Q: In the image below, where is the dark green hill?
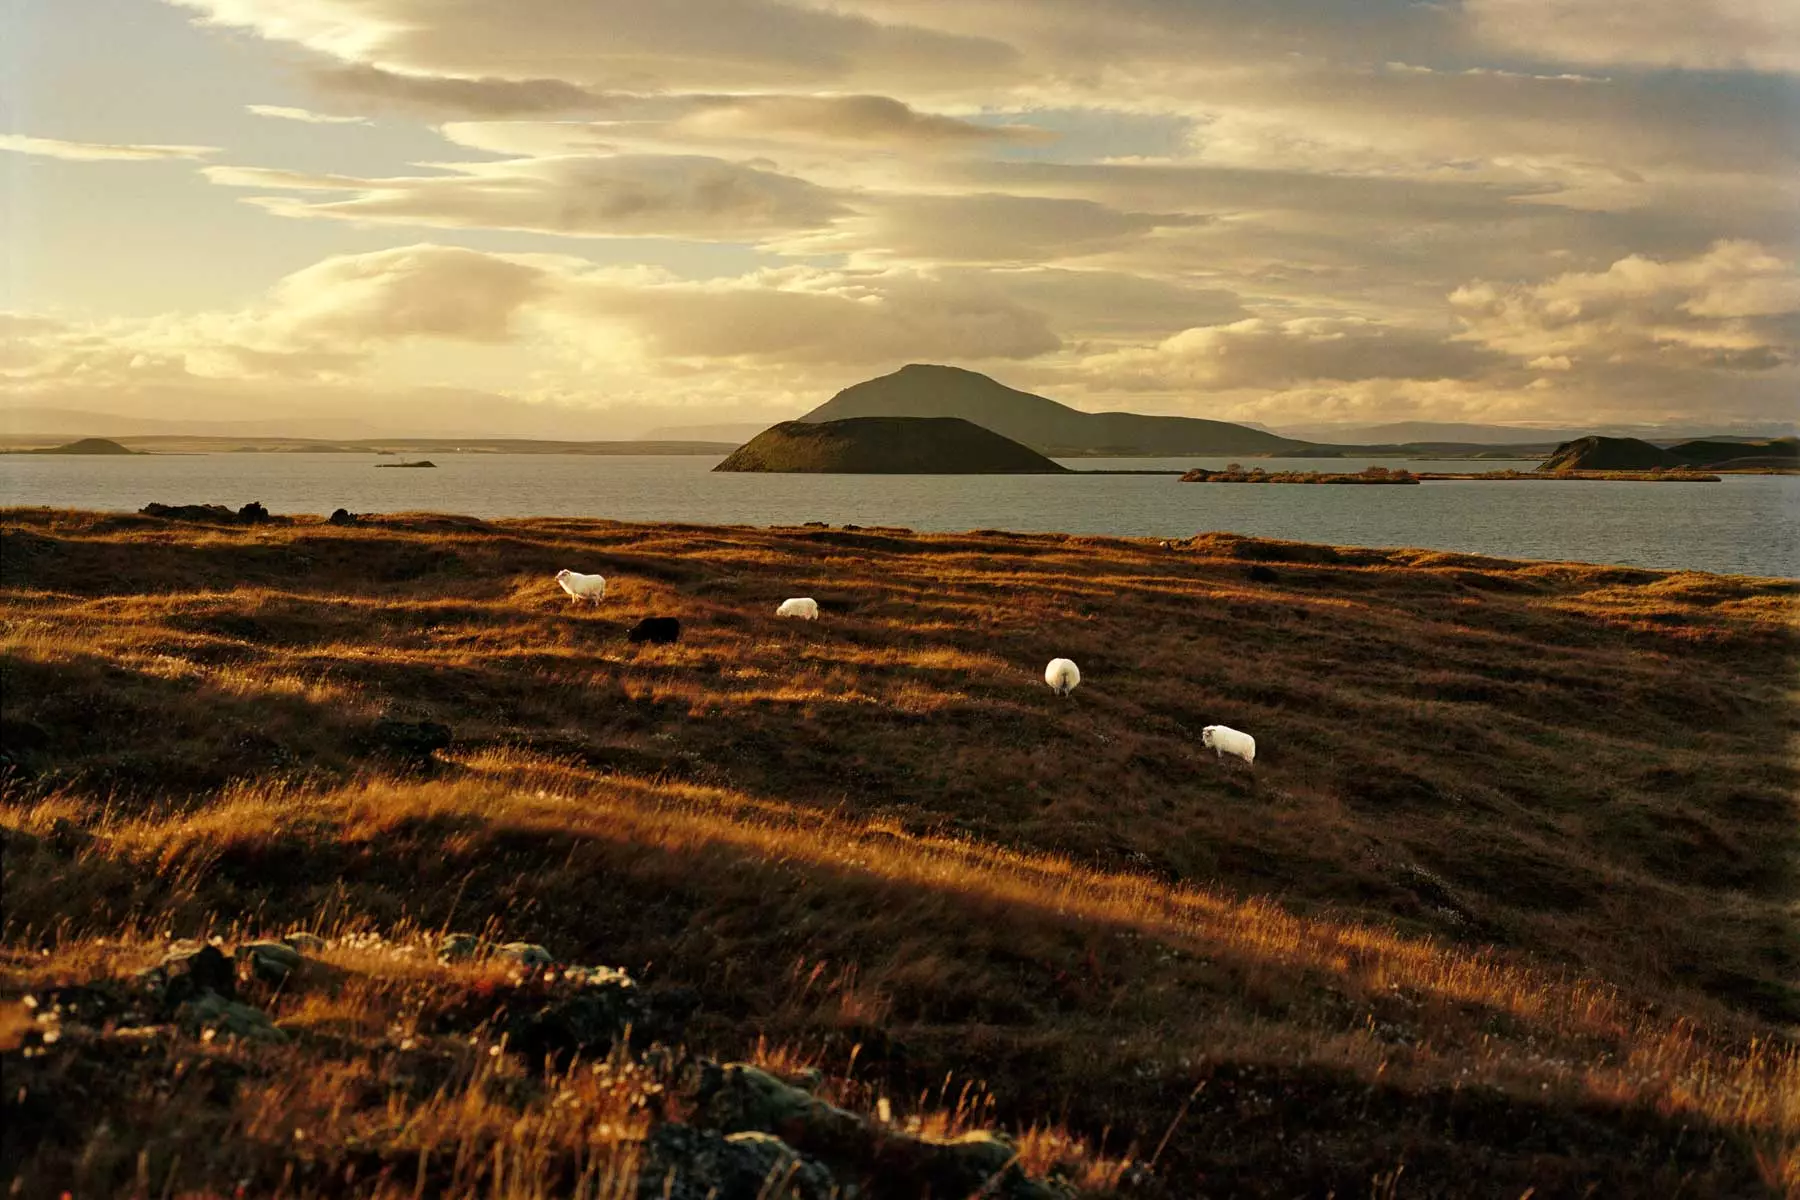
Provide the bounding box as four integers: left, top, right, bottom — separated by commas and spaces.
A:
714, 416, 1068, 474
28, 437, 139, 455
801, 364, 1304, 456
1540, 436, 1683, 471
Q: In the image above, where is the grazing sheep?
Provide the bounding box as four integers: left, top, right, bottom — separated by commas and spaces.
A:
555, 568, 607, 604
1044, 658, 1081, 696
776, 597, 820, 620
627, 616, 681, 645
1202, 724, 1256, 764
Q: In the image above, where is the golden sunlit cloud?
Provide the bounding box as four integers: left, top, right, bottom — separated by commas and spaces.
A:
245, 104, 371, 124
0, 133, 218, 161
4, 0, 1796, 434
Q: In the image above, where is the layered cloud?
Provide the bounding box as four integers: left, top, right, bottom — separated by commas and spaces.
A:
205, 154, 850, 239
0, 134, 217, 161
9, 0, 1795, 431
245, 104, 369, 124
1452, 241, 1800, 371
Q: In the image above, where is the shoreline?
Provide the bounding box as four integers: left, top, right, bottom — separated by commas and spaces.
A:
3, 504, 1793, 581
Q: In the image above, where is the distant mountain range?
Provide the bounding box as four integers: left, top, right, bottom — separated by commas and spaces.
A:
801, 364, 1304, 456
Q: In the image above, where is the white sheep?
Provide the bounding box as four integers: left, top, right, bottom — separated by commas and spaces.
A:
1202, 724, 1256, 765
776, 597, 820, 620
554, 569, 607, 604
1044, 658, 1081, 696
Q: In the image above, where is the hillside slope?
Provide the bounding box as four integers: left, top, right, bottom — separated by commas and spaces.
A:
802, 365, 1304, 456
1544, 435, 1800, 471
2, 510, 1796, 1197
715, 416, 1068, 473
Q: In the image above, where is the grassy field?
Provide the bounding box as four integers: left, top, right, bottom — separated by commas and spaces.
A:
2, 507, 1796, 1198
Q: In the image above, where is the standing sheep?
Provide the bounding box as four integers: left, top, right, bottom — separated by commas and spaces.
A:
1044, 658, 1081, 696
776, 597, 820, 620
1201, 725, 1256, 764
554, 569, 607, 604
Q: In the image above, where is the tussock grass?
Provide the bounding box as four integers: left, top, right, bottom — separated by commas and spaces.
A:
2, 508, 1796, 1197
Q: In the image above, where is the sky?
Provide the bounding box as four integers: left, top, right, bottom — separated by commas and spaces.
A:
2, 0, 1797, 438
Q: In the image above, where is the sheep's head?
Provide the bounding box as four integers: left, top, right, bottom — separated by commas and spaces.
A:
555, 569, 572, 580
1201, 726, 1217, 747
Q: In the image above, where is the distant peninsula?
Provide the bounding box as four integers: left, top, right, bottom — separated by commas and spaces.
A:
714, 416, 1069, 474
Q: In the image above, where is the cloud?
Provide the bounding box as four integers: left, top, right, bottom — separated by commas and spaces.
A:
204, 153, 850, 240
174, 0, 1017, 93
1076, 317, 1502, 391
1464, 0, 1800, 72
306, 64, 611, 116
1451, 240, 1800, 370
675, 94, 1046, 147
546, 266, 1060, 365
785, 192, 1201, 264
2, 245, 1058, 392
0, 134, 217, 161
245, 104, 370, 124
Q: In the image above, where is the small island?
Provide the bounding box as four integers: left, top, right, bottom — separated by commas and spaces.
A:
18, 437, 140, 456
375, 459, 438, 469
714, 416, 1069, 474
1181, 465, 1419, 484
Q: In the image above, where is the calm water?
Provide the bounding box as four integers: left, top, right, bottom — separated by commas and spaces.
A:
1, 452, 1795, 577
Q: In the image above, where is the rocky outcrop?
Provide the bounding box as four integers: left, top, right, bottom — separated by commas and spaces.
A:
139, 501, 274, 524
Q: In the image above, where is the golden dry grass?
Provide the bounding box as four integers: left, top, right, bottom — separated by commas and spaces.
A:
2, 507, 1796, 1197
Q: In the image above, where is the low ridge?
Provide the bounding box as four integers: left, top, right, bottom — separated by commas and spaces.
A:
713, 415, 1069, 473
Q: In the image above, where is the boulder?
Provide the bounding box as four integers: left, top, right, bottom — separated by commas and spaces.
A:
177, 992, 287, 1043
692, 1063, 864, 1158
235, 940, 304, 984
145, 942, 236, 1004
437, 933, 481, 963
328, 508, 358, 526
635, 1124, 834, 1200
504, 971, 651, 1068
494, 942, 555, 968
282, 931, 328, 953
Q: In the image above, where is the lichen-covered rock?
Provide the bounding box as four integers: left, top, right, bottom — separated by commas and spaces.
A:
438, 933, 481, 962
505, 972, 649, 1068
635, 1123, 834, 1200
692, 1063, 864, 1158
494, 942, 554, 968
144, 942, 236, 1005
282, 931, 327, 953
235, 940, 304, 984
177, 993, 287, 1043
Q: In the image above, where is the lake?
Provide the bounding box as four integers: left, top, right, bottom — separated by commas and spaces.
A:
1, 452, 1795, 577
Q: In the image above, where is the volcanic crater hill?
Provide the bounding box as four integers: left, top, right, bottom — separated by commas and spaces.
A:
799, 364, 1306, 457
714, 415, 1069, 473
1, 509, 1798, 1197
